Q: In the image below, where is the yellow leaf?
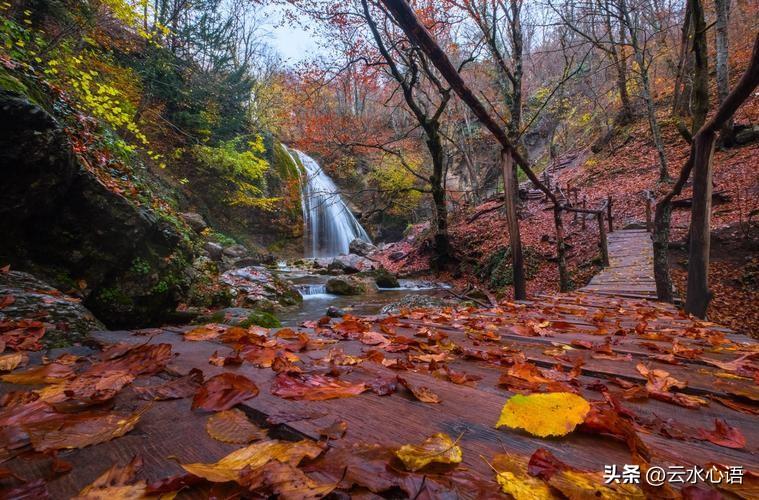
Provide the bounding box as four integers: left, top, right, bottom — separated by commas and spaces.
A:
495, 392, 590, 437
395, 432, 462, 472
0, 352, 27, 372
549, 470, 645, 499
181, 439, 323, 483
491, 453, 555, 500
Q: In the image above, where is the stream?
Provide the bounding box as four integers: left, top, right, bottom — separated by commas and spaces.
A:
273, 265, 449, 326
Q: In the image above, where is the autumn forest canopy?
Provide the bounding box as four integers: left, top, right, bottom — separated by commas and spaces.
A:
0, 0, 758, 497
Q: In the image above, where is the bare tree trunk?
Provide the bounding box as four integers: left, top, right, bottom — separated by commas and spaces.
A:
652, 33, 759, 312
715, 0, 733, 145
501, 150, 526, 299
427, 127, 451, 268
619, 0, 669, 181
653, 0, 709, 302
554, 207, 569, 291
685, 129, 716, 316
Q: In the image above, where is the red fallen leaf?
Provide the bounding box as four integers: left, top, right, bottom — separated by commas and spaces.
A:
192, 373, 259, 411
527, 448, 575, 480
711, 396, 759, 416
443, 367, 481, 386
276, 330, 310, 352
0, 320, 46, 351
397, 376, 441, 403
697, 419, 746, 449
0, 295, 15, 309
570, 339, 593, 349
367, 376, 397, 396
359, 331, 390, 346
580, 402, 650, 462
135, 369, 203, 401
1, 362, 75, 385
209, 350, 243, 367
87, 343, 172, 376
271, 373, 367, 401
271, 352, 302, 374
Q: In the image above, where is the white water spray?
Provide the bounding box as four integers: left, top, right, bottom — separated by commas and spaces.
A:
289, 149, 372, 257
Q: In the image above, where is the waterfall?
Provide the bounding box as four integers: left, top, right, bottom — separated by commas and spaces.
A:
289, 149, 372, 257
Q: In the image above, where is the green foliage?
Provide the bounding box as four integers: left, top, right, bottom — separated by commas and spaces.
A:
239, 310, 281, 328
478, 246, 541, 290
369, 156, 423, 217
129, 257, 151, 275
192, 136, 279, 210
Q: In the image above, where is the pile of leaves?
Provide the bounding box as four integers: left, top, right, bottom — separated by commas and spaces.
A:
0, 291, 757, 497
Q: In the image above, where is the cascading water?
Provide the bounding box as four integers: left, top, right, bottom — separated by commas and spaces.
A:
290, 149, 372, 257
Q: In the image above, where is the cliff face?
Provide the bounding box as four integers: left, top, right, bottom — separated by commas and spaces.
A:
0, 89, 195, 328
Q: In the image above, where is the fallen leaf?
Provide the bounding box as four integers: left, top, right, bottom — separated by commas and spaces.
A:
697, 419, 746, 449
271, 373, 366, 401
209, 350, 243, 367
496, 392, 590, 437
318, 420, 347, 440
206, 408, 266, 444
74, 456, 146, 499
395, 432, 462, 472
87, 343, 172, 377
490, 453, 554, 500
1, 362, 75, 385
134, 369, 203, 401
239, 460, 336, 499
0, 352, 27, 372
184, 323, 228, 341
192, 372, 259, 411
397, 376, 441, 403
180, 439, 323, 483
28, 407, 147, 451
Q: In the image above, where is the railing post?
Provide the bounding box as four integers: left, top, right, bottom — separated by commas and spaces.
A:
645, 196, 653, 232
607, 195, 613, 232
581, 196, 587, 230
597, 211, 610, 267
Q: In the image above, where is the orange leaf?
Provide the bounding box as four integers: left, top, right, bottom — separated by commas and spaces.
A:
192, 372, 259, 411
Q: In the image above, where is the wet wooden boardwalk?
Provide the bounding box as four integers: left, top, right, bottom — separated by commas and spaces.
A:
2, 292, 757, 497
581, 229, 665, 300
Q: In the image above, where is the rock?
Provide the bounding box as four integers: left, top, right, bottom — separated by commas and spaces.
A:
379, 294, 457, 315
326, 277, 366, 295
0, 91, 194, 328
466, 288, 490, 303
735, 124, 759, 145
389, 251, 406, 262
221, 266, 302, 309
329, 254, 375, 274
180, 212, 208, 233
375, 268, 400, 288
0, 270, 105, 346
326, 306, 345, 318
349, 238, 377, 257
222, 244, 249, 258
204, 242, 223, 261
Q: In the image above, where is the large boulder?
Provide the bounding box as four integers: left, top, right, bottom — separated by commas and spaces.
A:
326, 277, 367, 296
0, 270, 105, 346
221, 266, 302, 310
203, 241, 224, 261
329, 254, 376, 274
375, 268, 400, 288
180, 212, 208, 233
349, 238, 377, 257
0, 91, 194, 328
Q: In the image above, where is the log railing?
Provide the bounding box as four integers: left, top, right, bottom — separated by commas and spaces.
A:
563, 200, 611, 267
